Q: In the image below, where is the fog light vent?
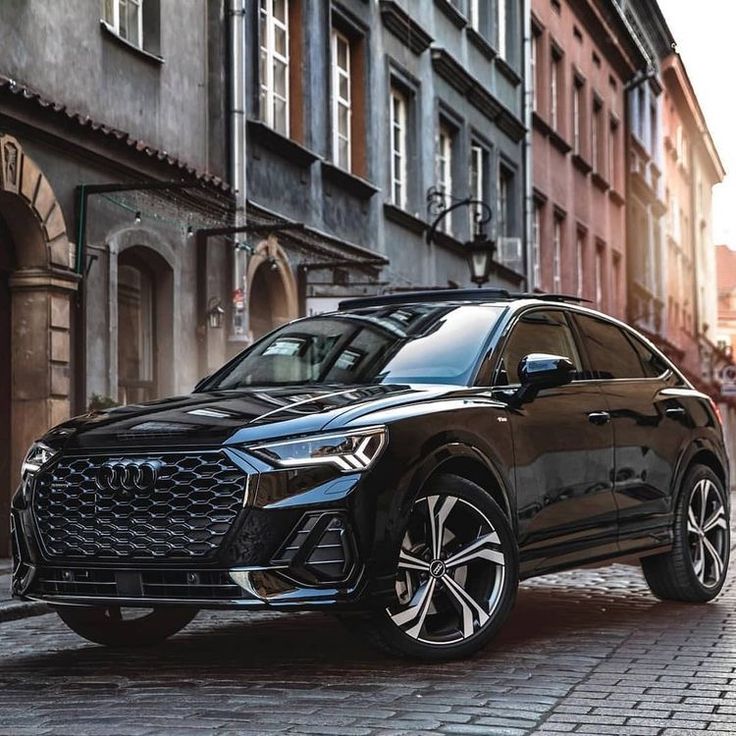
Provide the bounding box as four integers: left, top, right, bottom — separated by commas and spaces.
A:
272, 512, 355, 584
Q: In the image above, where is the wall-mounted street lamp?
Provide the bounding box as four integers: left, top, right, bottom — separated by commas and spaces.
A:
425, 187, 496, 287
206, 297, 225, 329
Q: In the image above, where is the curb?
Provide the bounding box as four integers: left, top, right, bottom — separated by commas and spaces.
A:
0, 601, 51, 623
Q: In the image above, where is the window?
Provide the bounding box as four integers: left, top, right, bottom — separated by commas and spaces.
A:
574, 315, 646, 379
550, 50, 560, 129
629, 334, 670, 377
650, 102, 657, 153
595, 244, 604, 310
592, 97, 603, 173
576, 230, 585, 299
470, 144, 487, 235
436, 122, 454, 233
553, 214, 563, 292
498, 310, 581, 385
497, 0, 507, 59
209, 305, 506, 388
390, 87, 408, 209
612, 251, 621, 314
260, 0, 290, 136
469, 0, 480, 31
532, 202, 542, 290
609, 117, 619, 190
331, 29, 352, 170
102, 0, 143, 48
497, 165, 513, 239
572, 78, 583, 155
531, 28, 541, 113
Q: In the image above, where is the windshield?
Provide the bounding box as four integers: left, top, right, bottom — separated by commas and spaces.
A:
207, 304, 505, 389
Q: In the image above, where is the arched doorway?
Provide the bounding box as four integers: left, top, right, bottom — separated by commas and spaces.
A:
0, 134, 76, 554
247, 239, 298, 340
117, 246, 174, 403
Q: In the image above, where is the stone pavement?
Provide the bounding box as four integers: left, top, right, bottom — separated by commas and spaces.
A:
1, 557, 735, 736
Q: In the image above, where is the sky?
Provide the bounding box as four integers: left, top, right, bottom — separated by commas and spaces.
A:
658, 0, 736, 246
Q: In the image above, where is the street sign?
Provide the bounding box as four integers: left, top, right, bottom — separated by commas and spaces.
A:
720, 364, 736, 396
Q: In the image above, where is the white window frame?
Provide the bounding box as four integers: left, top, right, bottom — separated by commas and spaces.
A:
576, 232, 585, 299
553, 217, 562, 292
530, 31, 539, 112
437, 123, 453, 233
331, 28, 352, 171
102, 0, 143, 48
550, 54, 559, 130
469, 0, 480, 32
470, 144, 485, 235
572, 83, 581, 155
390, 87, 408, 209
497, 0, 507, 59
532, 203, 542, 290
595, 247, 604, 309
259, 0, 290, 136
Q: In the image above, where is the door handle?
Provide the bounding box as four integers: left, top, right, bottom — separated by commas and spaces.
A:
587, 411, 611, 425
665, 406, 686, 419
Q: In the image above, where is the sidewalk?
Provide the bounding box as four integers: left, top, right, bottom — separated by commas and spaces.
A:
0, 560, 49, 622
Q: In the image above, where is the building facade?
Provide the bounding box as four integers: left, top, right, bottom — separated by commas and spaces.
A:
0, 0, 234, 552
530, 0, 647, 319
659, 53, 724, 382
242, 0, 527, 337
620, 0, 672, 341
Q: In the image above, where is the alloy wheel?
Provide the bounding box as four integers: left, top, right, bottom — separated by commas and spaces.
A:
386, 494, 507, 646
687, 479, 729, 588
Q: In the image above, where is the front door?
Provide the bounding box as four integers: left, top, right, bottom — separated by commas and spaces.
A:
492, 309, 617, 575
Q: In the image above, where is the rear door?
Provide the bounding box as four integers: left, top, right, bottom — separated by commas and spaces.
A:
571, 313, 690, 551
491, 308, 617, 574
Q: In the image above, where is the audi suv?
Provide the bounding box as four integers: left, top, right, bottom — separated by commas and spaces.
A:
10, 290, 731, 659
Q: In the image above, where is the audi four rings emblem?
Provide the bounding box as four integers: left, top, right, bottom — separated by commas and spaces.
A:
95, 459, 161, 493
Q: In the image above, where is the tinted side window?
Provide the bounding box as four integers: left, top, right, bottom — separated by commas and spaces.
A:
628, 334, 670, 378
574, 315, 645, 379
497, 310, 581, 385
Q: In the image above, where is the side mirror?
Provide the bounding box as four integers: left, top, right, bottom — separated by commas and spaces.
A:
511, 353, 575, 406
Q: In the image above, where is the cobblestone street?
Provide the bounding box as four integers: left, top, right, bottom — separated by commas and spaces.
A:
1, 556, 735, 736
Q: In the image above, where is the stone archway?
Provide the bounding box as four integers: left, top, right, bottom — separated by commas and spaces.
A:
247, 236, 298, 340
0, 134, 77, 554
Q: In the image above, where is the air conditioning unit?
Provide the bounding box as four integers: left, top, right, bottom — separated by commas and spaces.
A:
497, 237, 523, 275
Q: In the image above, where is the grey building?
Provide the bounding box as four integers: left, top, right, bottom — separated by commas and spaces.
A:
242, 0, 527, 336
0, 0, 234, 552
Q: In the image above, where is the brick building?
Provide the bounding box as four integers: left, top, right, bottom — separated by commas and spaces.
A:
530, 0, 647, 318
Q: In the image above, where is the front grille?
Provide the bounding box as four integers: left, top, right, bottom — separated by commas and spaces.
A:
33, 567, 242, 600
33, 451, 247, 559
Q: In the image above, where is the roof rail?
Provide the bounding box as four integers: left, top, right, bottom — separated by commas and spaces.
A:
337, 289, 590, 310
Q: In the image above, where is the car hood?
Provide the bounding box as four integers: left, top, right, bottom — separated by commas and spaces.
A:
47, 384, 462, 450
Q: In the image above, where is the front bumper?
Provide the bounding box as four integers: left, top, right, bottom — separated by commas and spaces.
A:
11, 446, 378, 611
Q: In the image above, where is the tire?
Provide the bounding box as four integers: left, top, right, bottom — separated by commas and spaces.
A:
55, 605, 198, 647
641, 464, 730, 602
355, 473, 519, 660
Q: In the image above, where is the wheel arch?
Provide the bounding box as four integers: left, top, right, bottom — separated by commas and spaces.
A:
409, 444, 515, 532
674, 440, 729, 503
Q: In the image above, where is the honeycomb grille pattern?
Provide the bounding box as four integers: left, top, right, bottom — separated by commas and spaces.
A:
33, 452, 247, 559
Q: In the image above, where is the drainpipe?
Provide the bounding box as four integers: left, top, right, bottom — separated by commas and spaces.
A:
228, 0, 248, 347
522, 0, 533, 291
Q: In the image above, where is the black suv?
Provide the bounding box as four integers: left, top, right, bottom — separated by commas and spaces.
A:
11, 290, 731, 659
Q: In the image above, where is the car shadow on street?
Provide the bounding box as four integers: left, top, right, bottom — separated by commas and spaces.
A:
3, 569, 724, 683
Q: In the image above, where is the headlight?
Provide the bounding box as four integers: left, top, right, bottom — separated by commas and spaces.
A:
21, 442, 57, 479
250, 427, 387, 473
